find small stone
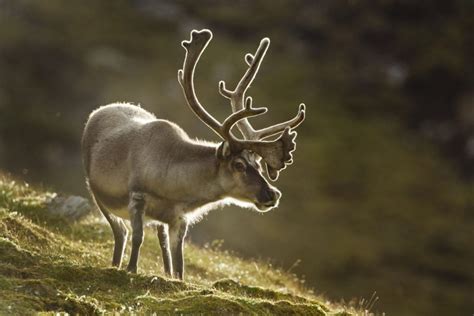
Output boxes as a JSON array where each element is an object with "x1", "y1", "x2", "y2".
[{"x1": 47, "y1": 195, "x2": 93, "y2": 221}]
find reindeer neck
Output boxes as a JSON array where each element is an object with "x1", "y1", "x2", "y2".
[{"x1": 179, "y1": 141, "x2": 226, "y2": 204}]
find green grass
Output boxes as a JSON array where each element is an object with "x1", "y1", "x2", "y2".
[{"x1": 0, "y1": 177, "x2": 357, "y2": 315}]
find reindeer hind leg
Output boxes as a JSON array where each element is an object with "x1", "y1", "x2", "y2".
[
  {"x1": 126, "y1": 191, "x2": 146, "y2": 273},
  {"x1": 90, "y1": 192, "x2": 129, "y2": 268}
]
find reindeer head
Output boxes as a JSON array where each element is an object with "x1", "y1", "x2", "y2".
[
  {"x1": 178, "y1": 29, "x2": 306, "y2": 211},
  {"x1": 215, "y1": 144, "x2": 281, "y2": 211}
]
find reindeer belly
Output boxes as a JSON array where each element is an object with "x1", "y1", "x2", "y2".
[{"x1": 107, "y1": 205, "x2": 130, "y2": 220}]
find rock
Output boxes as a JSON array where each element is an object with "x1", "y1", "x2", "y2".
[{"x1": 47, "y1": 195, "x2": 93, "y2": 221}]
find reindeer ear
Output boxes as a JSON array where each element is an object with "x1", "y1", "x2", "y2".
[{"x1": 216, "y1": 141, "x2": 232, "y2": 159}]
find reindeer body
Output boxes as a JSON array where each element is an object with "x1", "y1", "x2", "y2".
[
  {"x1": 83, "y1": 102, "x2": 223, "y2": 223},
  {"x1": 81, "y1": 30, "x2": 305, "y2": 280}
]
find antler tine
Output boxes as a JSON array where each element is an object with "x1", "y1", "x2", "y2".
[
  {"x1": 253, "y1": 103, "x2": 306, "y2": 139},
  {"x1": 221, "y1": 96, "x2": 268, "y2": 142},
  {"x1": 178, "y1": 29, "x2": 225, "y2": 139},
  {"x1": 219, "y1": 38, "x2": 270, "y2": 100},
  {"x1": 218, "y1": 37, "x2": 270, "y2": 140}
]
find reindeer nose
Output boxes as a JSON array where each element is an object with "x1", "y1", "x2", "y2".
[
  {"x1": 260, "y1": 188, "x2": 281, "y2": 204},
  {"x1": 268, "y1": 189, "x2": 281, "y2": 202},
  {"x1": 256, "y1": 187, "x2": 281, "y2": 211}
]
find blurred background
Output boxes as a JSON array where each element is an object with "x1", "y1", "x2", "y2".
[{"x1": 0, "y1": 1, "x2": 472, "y2": 315}]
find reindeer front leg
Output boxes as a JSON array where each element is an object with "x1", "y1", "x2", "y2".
[
  {"x1": 127, "y1": 192, "x2": 146, "y2": 273},
  {"x1": 157, "y1": 224, "x2": 172, "y2": 276},
  {"x1": 169, "y1": 219, "x2": 188, "y2": 280}
]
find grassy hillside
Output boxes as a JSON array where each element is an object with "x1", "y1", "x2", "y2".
[{"x1": 0, "y1": 176, "x2": 358, "y2": 315}]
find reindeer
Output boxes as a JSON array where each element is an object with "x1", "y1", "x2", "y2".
[{"x1": 81, "y1": 29, "x2": 306, "y2": 280}]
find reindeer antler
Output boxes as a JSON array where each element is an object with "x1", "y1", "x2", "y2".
[
  {"x1": 178, "y1": 29, "x2": 305, "y2": 181},
  {"x1": 178, "y1": 30, "x2": 267, "y2": 140},
  {"x1": 218, "y1": 37, "x2": 306, "y2": 141}
]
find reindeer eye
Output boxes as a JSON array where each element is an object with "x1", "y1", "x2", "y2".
[{"x1": 233, "y1": 161, "x2": 247, "y2": 172}]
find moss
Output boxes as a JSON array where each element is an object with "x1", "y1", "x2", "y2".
[
  {"x1": 136, "y1": 294, "x2": 328, "y2": 315},
  {"x1": 0, "y1": 236, "x2": 35, "y2": 265},
  {"x1": 213, "y1": 278, "x2": 313, "y2": 304},
  {"x1": 0, "y1": 177, "x2": 356, "y2": 315},
  {"x1": 136, "y1": 294, "x2": 254, "y2": 314}
]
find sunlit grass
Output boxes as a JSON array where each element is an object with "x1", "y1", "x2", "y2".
[{"x1": 0, "y1": 176, "x2": 358, "y2": 315}]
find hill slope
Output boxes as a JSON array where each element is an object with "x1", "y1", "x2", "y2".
[{"x1": 0, "y1": 177, "x2": 356, "y2": 315}]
